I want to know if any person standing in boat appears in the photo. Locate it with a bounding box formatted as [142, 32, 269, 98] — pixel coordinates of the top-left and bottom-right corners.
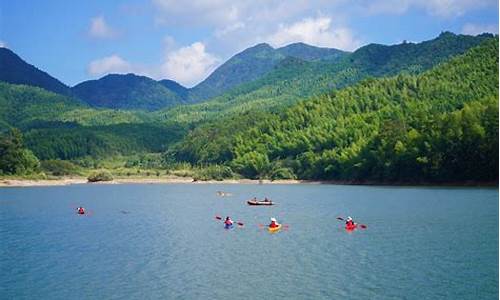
[269, 217, 280, 228]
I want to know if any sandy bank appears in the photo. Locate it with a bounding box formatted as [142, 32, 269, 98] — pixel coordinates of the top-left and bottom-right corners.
[0, 177, 495, 187]
[0, 177, 320, 187]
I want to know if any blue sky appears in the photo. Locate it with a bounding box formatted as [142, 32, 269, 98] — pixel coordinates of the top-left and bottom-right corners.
[1, 0, 498, 87]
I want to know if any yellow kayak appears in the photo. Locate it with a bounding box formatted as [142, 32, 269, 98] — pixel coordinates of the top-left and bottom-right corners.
[268, 224, 282, 232]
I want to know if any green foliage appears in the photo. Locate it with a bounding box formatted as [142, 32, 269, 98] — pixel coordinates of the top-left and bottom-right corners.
[193, 165, 235, 181]
[41, 160, 80, 176]
[124, 153, 164, 169]
[0, 128, 40, 175]
[176, 37, 499, 183]
[268, 167, 297, 180]
[25, 123, 186, 160]
[87, 169, 114, 182]
[0, 82, 161, 129]
[159, 32, 493, 125]
[166, 112, 271, 164]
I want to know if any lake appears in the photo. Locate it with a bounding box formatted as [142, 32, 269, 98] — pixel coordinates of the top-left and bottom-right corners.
[0, 184, 498, 299]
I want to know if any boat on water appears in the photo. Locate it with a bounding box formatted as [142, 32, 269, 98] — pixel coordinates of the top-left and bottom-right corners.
[247, 199, 274, 206]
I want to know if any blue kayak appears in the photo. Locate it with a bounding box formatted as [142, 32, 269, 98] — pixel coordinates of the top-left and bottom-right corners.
[224, 223, 234, 229]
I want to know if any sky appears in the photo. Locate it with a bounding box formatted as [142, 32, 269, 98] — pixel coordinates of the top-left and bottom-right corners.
[0, 0, 498, 87]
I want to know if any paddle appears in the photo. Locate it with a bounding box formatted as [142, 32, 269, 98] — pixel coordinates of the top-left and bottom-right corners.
[337, 216, 367, 229]
[215, 215, 244, 227]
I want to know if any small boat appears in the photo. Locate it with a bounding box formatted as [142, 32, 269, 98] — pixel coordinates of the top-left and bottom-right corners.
[247, 199, 274, 206]
[268, 224, 282, 232]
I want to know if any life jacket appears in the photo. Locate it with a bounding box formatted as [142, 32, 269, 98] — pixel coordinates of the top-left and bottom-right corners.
[269, 221, 279, 228]
[78, 208, 85, 214]
[346, 220, 354, 226]
[224, 219, 233, 225]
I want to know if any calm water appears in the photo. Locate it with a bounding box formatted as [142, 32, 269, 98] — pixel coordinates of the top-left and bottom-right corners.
[0, 184, 498, 299]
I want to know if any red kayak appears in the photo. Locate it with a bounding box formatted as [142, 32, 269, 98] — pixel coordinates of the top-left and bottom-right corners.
[345, 223, 357, 231]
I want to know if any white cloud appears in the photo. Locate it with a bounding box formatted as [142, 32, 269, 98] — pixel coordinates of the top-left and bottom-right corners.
[0, 41, 6, 48]
[88, 16, 118, 39]
[215, 22, 246, 38]
[265, 17, 361, 51]
[88, 55, 132, 76]
[364, 0, 496, 17]
[87, 40, 220, 86]
[151, 1, 351, 57]
[462, 23, 498, 35]
[161, 42, 220, 87]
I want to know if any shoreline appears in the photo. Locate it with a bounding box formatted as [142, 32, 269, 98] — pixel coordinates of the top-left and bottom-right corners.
[0, 177, 497, 188]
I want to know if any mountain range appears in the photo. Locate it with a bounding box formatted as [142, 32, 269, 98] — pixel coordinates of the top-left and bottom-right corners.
[0, 32, 492, 113]
[159, 32, 494, 123]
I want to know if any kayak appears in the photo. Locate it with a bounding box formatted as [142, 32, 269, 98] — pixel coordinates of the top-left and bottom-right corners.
[345, 223, 357, 231]
[224, 223, 234, 230]
[247, 200, 274, 206]
[268, 224, 282, 232]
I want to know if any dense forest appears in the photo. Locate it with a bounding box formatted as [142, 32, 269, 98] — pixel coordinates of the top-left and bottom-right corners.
[159, 32, 493, 124]
[0, 82, 187, 161]
[0, 128, 39, 175]
[170, 38, 499, 183]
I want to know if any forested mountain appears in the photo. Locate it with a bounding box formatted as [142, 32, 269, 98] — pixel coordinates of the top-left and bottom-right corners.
[0, 82, 84, 129]
[187, 42, 348, 102]
[0, 82, 159, 129]
[72, 73, 187, 111]
[169, 38, 499, 183]
[0, 82, 185, 160]
[0, 47, 71, 95]
[277, 42, 347, 61]
[160, 32, 494, 124]
[159, 79, 189, 99]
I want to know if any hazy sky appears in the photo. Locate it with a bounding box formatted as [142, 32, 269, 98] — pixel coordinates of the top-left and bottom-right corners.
[1, 0, 498, 87]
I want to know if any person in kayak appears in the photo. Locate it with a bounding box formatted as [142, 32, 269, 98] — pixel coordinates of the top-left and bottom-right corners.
[224, 216, 234, 226]
[77, 207, 85, 215]
[269, 217, 280, 228]
[345, 216, 355, 226]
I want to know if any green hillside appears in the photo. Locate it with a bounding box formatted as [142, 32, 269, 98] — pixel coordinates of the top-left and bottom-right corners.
[72, 73, 187, 111]
[159, 32, 494, 124]
[0, 82, 185, 160]
[170, 38, 499, 183]
[187, 42, 347, 103]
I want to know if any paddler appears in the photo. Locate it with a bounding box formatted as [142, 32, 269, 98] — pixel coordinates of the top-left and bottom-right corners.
[224, 216, 234, 226]
[77, 207, 85, 215]
[345, 216, 355, 226]
[269, 217, 280, 228]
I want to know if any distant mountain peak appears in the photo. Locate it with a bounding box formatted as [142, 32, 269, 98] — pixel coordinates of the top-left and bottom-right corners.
[0, 47, 70, 95]
[72, 73, 187, 111]
[439, 31, 456, 38]
[248, 43, 274, 50]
